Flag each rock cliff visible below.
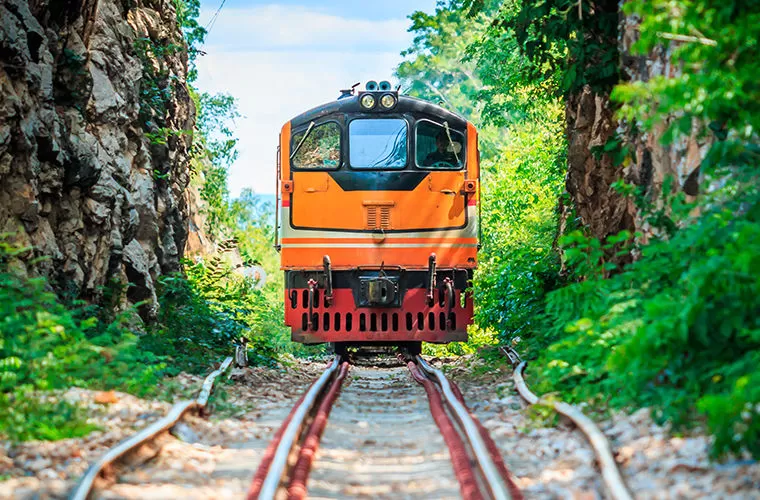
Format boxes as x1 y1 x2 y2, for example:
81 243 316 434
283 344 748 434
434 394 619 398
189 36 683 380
619 12 712 239
562 1 711 245
0 0 194 317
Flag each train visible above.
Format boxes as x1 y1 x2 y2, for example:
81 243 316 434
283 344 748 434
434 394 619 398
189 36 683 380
275 80 480 354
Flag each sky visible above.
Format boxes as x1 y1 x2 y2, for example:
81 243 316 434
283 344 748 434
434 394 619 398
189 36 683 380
196 0 436 197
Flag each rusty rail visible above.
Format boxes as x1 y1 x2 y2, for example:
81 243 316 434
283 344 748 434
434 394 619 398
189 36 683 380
287 361 350 499
250 356 346 500
411 356 520 500
408 361 484 499
70 356 233 500
448 380 522 498
512 359 633 500
416 355 516 500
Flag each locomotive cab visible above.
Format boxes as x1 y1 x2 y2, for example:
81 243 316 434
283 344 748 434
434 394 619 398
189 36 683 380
276 82 480 349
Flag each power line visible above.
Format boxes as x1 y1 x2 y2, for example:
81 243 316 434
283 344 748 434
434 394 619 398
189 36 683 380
204 0 227 36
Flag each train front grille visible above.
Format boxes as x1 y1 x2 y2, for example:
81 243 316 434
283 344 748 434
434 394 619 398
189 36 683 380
364 202 393 230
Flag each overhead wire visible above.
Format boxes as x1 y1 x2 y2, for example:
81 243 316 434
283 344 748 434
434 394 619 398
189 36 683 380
204 0 228 35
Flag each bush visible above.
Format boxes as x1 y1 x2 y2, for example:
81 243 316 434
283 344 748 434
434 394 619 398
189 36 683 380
146 258 282 373
474 100 566 342
0 237 165 441
0 234 285 442
531 177 760 458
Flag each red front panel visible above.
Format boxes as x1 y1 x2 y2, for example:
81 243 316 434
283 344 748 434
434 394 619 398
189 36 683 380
286 289 472 344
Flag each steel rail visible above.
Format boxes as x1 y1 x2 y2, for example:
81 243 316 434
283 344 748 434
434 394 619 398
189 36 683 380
247 391 309 498
70 356 233 500
513 361 633 500
447 381 523 500
257 355 341 500
408 361 484 500
287 361 350 500
416 356 511 500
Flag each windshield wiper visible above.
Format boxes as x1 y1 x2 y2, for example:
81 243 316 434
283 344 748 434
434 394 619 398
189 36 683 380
443 121 460 165
290 121 315 161
369 130 406 168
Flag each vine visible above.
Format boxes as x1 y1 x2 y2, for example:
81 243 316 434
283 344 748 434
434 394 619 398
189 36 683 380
469 0 620 97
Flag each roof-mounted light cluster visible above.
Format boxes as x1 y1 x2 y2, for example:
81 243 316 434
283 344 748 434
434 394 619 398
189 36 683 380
365 80 392 91
359 80 398 110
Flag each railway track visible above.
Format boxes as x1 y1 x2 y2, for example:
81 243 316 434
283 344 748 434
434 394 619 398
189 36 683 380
249 354 521 500
66 350 634 500
69 357 234 500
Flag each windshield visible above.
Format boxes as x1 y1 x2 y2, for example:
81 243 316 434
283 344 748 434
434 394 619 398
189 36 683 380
349 119 407 169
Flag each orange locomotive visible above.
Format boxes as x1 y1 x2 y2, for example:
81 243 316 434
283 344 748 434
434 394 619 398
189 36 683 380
275 81 480 354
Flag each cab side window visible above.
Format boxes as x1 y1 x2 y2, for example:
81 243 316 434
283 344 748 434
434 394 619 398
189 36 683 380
415 121 465 170
291 122 342 169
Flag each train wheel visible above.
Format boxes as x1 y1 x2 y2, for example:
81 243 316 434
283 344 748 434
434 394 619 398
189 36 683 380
399 341 422 357
330 342 348 358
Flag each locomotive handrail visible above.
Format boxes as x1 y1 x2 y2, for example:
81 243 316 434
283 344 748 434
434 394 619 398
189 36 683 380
355 264 406 271
307 279 318 330
323 255 333 305
274 143 281 252
427 253 437 306
443 277 455 328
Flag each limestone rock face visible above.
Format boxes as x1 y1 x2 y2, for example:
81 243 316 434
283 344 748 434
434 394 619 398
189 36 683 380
565 86 635 243
184 174 216 259
563 5 711 246
0 0 195 317
619 12 712 239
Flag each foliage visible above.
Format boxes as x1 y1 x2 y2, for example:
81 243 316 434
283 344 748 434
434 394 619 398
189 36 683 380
397 0 490 117
174 0 241 241
146 258 280 374
189 89 241 238
474 101 566 341
172 0 303 364
472 0 619 97
413 0 760 460
423 325 499 357
0 237 166 441
516 0 760 459
612 0 760 171
195 92 240 168
2 396 99 442
530 176 760 458
0 0 294 445
399 1 567 352
173 0 206 81
396 0 506 156
0 229 284 442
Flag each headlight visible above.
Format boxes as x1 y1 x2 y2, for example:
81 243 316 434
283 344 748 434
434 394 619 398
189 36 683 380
380 94 397 109
361 94 376 109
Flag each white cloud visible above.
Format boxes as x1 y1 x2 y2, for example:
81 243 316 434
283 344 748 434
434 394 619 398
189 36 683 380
195 5 414 196
203 5 410 52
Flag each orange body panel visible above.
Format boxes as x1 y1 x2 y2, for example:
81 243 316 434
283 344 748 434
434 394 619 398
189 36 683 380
280 244 476 269
290 171 467 231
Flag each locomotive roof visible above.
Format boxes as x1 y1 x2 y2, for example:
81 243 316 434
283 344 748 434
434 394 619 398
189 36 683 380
288 94 469 129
